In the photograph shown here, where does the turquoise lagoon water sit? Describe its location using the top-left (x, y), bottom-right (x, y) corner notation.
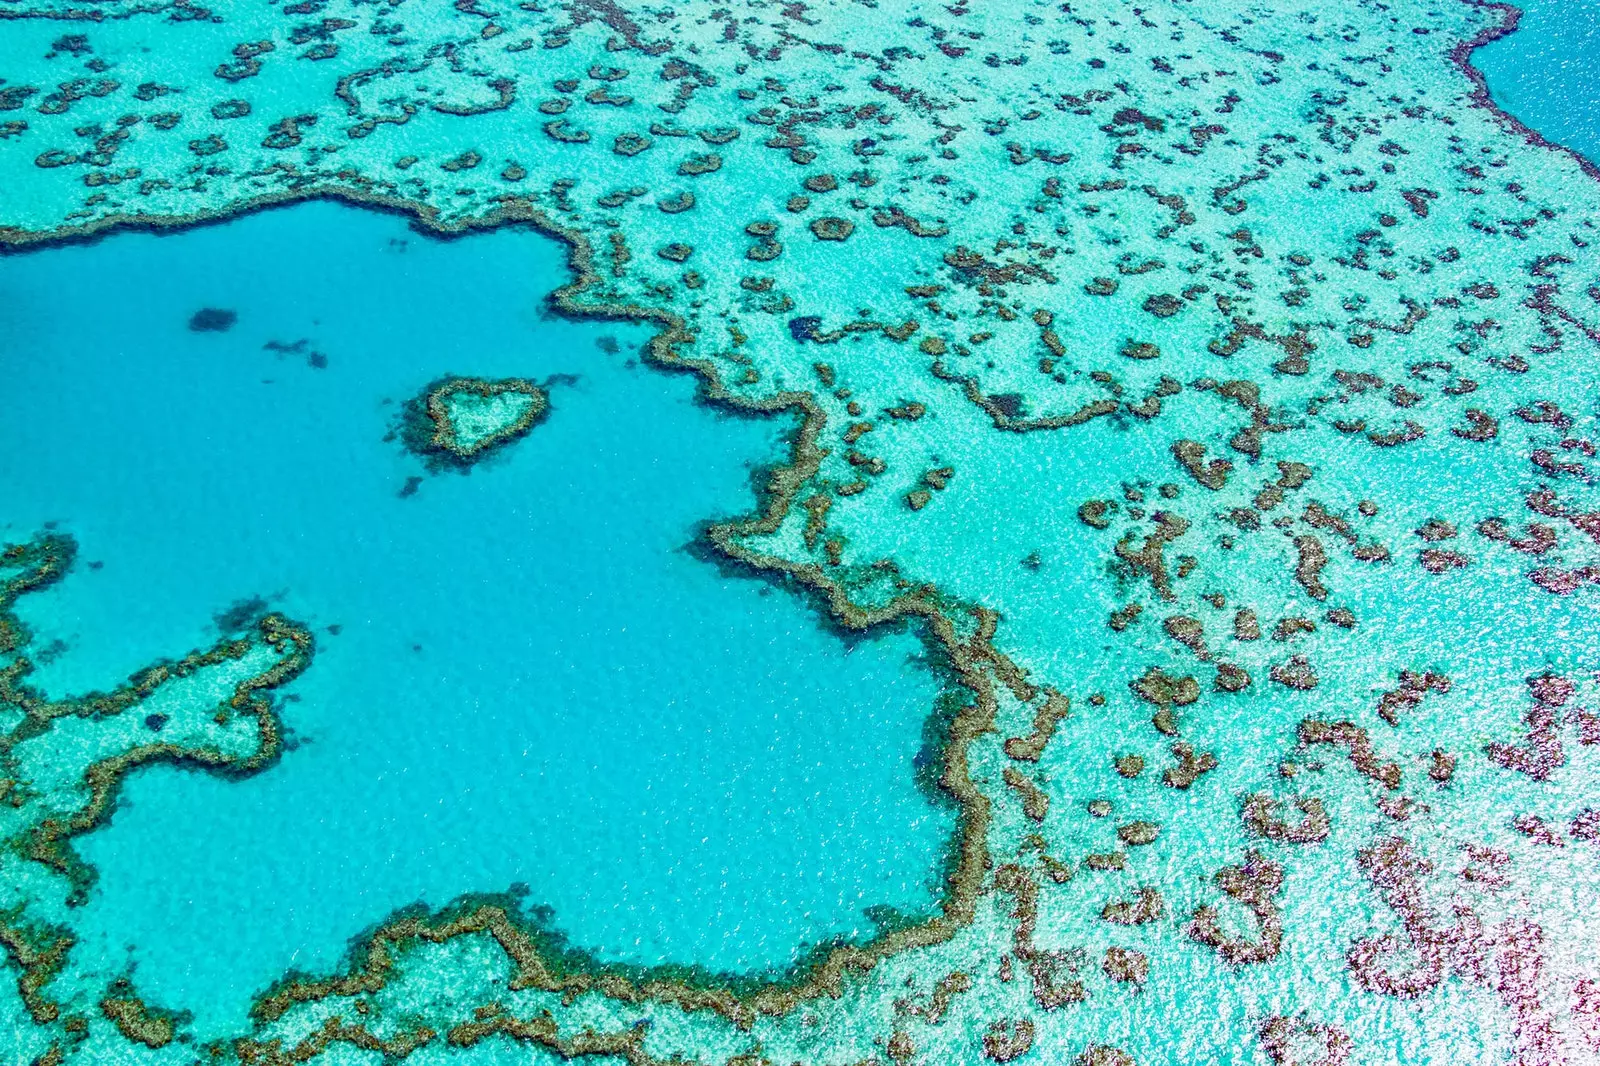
top-left (1474, 0), bottom-right (1600, 166)
top-left (0, 201), bottom-right (953, 1033)
top-left (5, 0), bottom-right (1600, 1061)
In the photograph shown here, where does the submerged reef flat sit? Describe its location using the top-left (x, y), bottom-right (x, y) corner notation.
top-left (4, 0), bottom-right (1600, 1062)
top-left (403, 375), bottom-right (549, 469)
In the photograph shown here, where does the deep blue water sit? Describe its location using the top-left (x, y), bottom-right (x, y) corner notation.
top-left (0, 202), bottom-right (952, 1034)
top-left (1473, 0), bottom-right (1600, 167)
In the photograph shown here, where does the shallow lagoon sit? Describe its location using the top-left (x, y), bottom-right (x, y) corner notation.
top-left (0, 200), bottom-right (953, 1034)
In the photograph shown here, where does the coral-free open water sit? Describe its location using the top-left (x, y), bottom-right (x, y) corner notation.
top-left (0, 201), bottom-right (953, 1035)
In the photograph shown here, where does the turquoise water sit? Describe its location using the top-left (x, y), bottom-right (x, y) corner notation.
top-left (5, 0), bottom-right (1600, 1062)
top-left (0, 201), bottom-right (953, 1034)
top-left (1474, 0), bottom-right (1600, 166)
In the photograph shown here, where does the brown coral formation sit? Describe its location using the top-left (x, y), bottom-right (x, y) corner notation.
top-left (995, 864), bottom-right (1085, 1012)
top-left (1242, 794), bottom-right (1330, 844)
top-left (1171, 439), bottom-right (1232, 490)
top-left (897, 970), bottom-right (973, 1026)
top-left (1187, 851), bottom-right (1284, 966)
top-left (1076, 1047), bottom-right (1137, 1066)
top-left (1102, 947), bottom-right (1148, 984)
top-left (1270, 655), bottom-right (1319, 691)
top-left (1003, 690), bottom-right (1070, 762)
top-left (99, 983), bottom-right (180, 1050)
top-left (1486, 675), bottom-right (1572, 781)
top-left (1162, 742), bottom-right (1218, 789)
top-left (1114, 512), bottom-right (1190, 602)
top-left (1376, 670), bottom-right (1452, 726)
top-left (1298, 719), bottom-right (1403, 791)
top-left (1100, 887), bottom-right (1165, 926)
top-left (983, 1019), bottom-right (1035, 1062)
top-left (403, 375), bottom-right (549, 468)
top-left (1258, 1015), bottom-right (1352, 1066)
top-left (1341, 831), bottom-right (1572, 1048)
top-left (0, 183), bottom-right (1060, 1045)
top-left (1004, 768), bottom-right (1050, 823)
top-left (1116, 820), bottom-right (1160, 847)
top-left (1131, 667), bottom-right (1199, 710)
